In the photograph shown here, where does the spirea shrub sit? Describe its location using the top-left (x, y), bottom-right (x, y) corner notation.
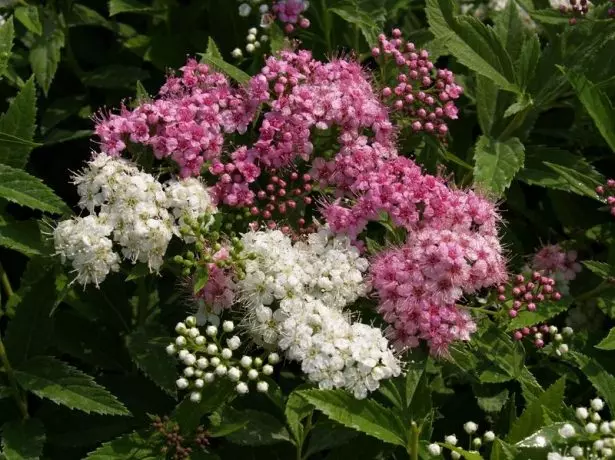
top-left (0, 0), bottom-right (615, 459)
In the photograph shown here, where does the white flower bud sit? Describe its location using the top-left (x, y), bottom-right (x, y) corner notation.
top-left (472, 438), bottom-right (482, 448)
top-left (196, 357), bottom-right (209, 369)
top-left (254, 357), bottom-right (263, 367)
top-left (484, 431), bottom-right (495, 442)
top-left (194, 369), bottom-right (203, 378)
top-left (585, 422), bottom-right (598, 434)
top-left (260, 35), bottom-right (269, 43)
top-left (248, 369), bottom-right (259, 380)
top-left (246, 43), bottom-right (255, 53)
top-left (592, 412), bottom-right (601, 422)
top-left (576, 407), bottom-right (589, 420)
top-left (254, 41), bottom-right (261, 49)
top-left (570, 446), bottom-right (583, 458)
top-left (178, 349), bottom-right (189, 360)
top-left (445, 435), bottom-right (458, 446)
top-left (262, 364), bottom-right (273, 375)
top-left (259, 4), bottom-right (269, 13)
top-left (222, 321), bottom-right (234, 332)
top-left (175, 336), bottom-right (187, 347)
top-left (554, 333), bottom-right (563, 342)
top-left (228, 367), bottom-right (242, 382)
top-left (256, 381), bottom-right (269, 393)
top-left (603, 448), bottom-right (613, 457)
top-left (231, 48), bottom-right (243, 59)
top-left (204, 372), bottom-right (214, 383)
top-left (185, 316), bottom-right (196, 327)
top-left (591, 398), bottom-right (605, 411)
top-left (549, 326), bottom-right (558, 335)
top-left (227, 336), bottom-right (241, 351)
top-left (215, 365), bottom-right (227, 376)
top-left (221, 348), bottom-right (233, 359)
top-left (268, 353), bottom-right (280, 365)
top-left (427, 443), bottom-right (441, 456)
top-left (594, 440), bottom-right (604, 450)
top-left (190, 391), bottom-right (201, 402)
top-left (558, 424), bottom-right (576, 438)
top-left (610, 421), bottom-right (615, 430)
top-left (210, 357), bottom-right (220, 367)
top-left (183, 354), bottom-right (196, 366)
top-left (601, 422), bottom-right (611, 434)
top-left (246, 34), bottom-right (256, 43)
top-left (184, 367), bottom-right (195, 377)
top-left (205, 325), bottom-right (217, 337)
top-left (194, 378), bottom-right (204, 389)
top-left (535, 436), bottom-right (547, 447)
top-left (195, 335), bottom-right (205, 345)
top-left (238, 3), bottom-right (251, 16)
top-left (188, 327), bottom-right (199, 338)
top-left (175, 322), bottom-right (187, 334)
top-left (206, 344), bottom-right (218, 355)
top-left (166, 344), bottom-right (177, 355)
top-left (535, 332), bottom-right (543, 340)
top-left (557, 344), bottom-right (569, 354)
top-left (451, 452), bottom-right (461, 460)
top-left (240, 356), bottom-right (253, 368)
top-left (176, 378), bottom-right (189, 389)
top-left (236, 382), bottom-right (249, 394)
top-left (562, 326), bottom-right (573, 336)
top-left (464, 422), bottom-right (478, 434)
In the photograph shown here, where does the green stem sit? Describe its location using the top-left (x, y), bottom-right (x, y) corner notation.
top-left (320, 0), bottom-right (332, 52)
top-left (299, 411), bottom-right (314, 460)
top-left (0, 336), bottom-right (28, 419)
top-left (498, 109), bottom-right (529, 141)
top-left (0, 261), bottom-right (14, 300)
top-left (407, 421), bottom-right (419, 460)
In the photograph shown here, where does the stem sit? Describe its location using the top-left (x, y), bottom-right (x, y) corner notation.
top-left (0, 337), bottom-right (28, 419)
top-left (0, 261), bottom-right (14, 299)
top-left (320, 0), bottom-right (332, 52)
top-left (407, 421), bottom-right (419, 460)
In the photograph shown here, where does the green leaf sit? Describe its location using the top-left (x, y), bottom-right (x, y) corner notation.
top-left (516, 32), bottom-right (540, 90)
top-left (204, 37), bottom-right (223, 60)
top-left (135, 80), bottom-right (149, 103)
top-left (490, 439), bottom-right (517, 460)
top-left (304, 421), bottom-right (359, 458)
top-left (0, 385), bottom-right (11, 399)
top-left (506, 301), bottom-right (570, 331)
top-left (222, 408), bottom-right (291, 446)
top-left (15, 6), bottom-right (42, 35)
top-left (596, 328), bottom-right (615, 351)
top-left (193, 265), bottom-right (209, 295)
top-left (0, 217), bottom-right (45, 256)
top-left (494, 0), bottom-right (526, 63)
top-left (85, 431), bottom-right (157, 459)
top-left (198, 54), bottom-right (250, 85)
top-left (475, 387), bottom-right (509, 413)
top-left (516, 422), bottom-right (581, 449)
top-left (529, 8), bottom-right (571, 25)
top-left (582, 261), bottom-right (612, 279)
top-left (473, 136), bottom-right (525, 197)
top-left (560, 66), bottom-right (615, 152)
top-left (440, 444), bottom-right (484, 460)
top-left (108, 0), bottom-right (155, 16)
top-left (475, 327), bottom-right (524, 380)
top-left (81, 65), bottom-right (150, 89)
top-left (268, 23), bottom-right (286, 54)
top-left (330, 5), bottom-right (380, 46)
top-left (0, 77), bottom-right (37, 169)
top-left (543, 162), bottom-right (602, 199)
top-left (0, 17), bottom-right (14, 77)
top-left (1, 419), bottom-right (45, 460)
top-left (568, 351), bottom-right (615, 413)
top-left (285, 389), bottom-right (313, 444)
top-left (298, 389), bottom-right (406, 446)
top-left (29, 15), bottom-right (65, 95)
top-left (426, 0), bottom-right (520, 93)
top-left (0, 163), bottom-right (69, 214)
top-left (172, 380), bottom-right (236, 432)
top-left (125, 325), bottom-right (178, 397)
top-left (68, 4), bottom-right (113, 29)
top-left (14, 356), bottom-right (130, 416)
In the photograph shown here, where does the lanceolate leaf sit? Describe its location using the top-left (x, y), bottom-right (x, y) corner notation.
top-left (199, 54), bottom-right (250, 85)
top-left (0, 77), bottom-right (37, 169)
top-left (567, 351), bottom-right (615, 413)
top-left (14, 356), bottom-right (130, 416)
top-left (29, 14), bottom-right (65, 95)
top-left (15, 5), bottom-right (42, 36)
top-left (582, 261), bottom-right (612, 279)
top-left (0, 217), bottom-right (45, 256)
top-left (596, 328), bottom-right (615, 351)
top-left (298, 389), bottom-right (407, 446)
top-left (330, 5), bottom-right (380, 46)
top-left (1, 418), bottom-right (46, 460)
top-left (222, 408), bottom-right (291, 446)
top-left (0, 163), bottom-right (69, 214)
top-left (85, 431), bottom-right (157, 459)
top-left (473, 136), bottom-right (525, 197)
top-left (0, 17), bottom-right (14, 77)
top-left (108, 0), bottom-right (156, 16)
top-left (560, 67), bottom-right (615, 152)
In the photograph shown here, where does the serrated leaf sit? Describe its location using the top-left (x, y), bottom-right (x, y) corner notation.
top-left (516, 32), bottom-right (540, 90)
top-left (135, 80), bottom-right (149, 103)
top-left (85, 431), bottom-right (157, 459)
top-left (1, 419), bottom-right (45, 460)
top-left (516, 422), bottom-right (581, 449)
top-left (0, 217), bottom-right (45, 256)
top-left (14, 356), bottom-right (130, 416)
top-left (0, 164), bottom-right (69, 214)
top-left (269, 23), bottom-right (286, 54)
top-left (172, 380), bottom-right (236, 433)
top-left (473, 136), bottom-right (525, 196)
top-left (582, 261), bottom-right (612, 279)
top-left (222, 408), bottom-right (290, 446)
top-left (506, 301), bottom-right (570, 331)
top-left (475, 327), bottom-right (524, 380)
top-left (285, 388), bottom-right (313, 443)
top-left (298, 389), bottom-right (406, 446)
top-left (596, 328), bottom-right (615, 351)
top-left (0, 77), bottom-right (37, 169)
top-left (490, 439), bottom-right (517, 460)
top-left (529, 8), bottom-right (571, 25)
top-left (204, 37), bottom-right (222, 60)
top-left (567, 351), bottom-right (615, 413)
top-left (305, 421), bottom-right (359, 458)
top-left (29, 15), bottom-right (65, 95)
top-left (330, 6), bottom-right (380, 46)
top-left (0, 17), bottom-right (14, 77)
top-left (68, 4), bottom-right (113, 29)
top-left (15, 6), bottom-right (42, 35)
top-left (560, 67), bottom-right (615, 152)
top-left (440, 443), bottom-right (484, 460)
top-left (125, 325), bottom-right (177, 397)
top-left (193, 265), bottom-right (209, 295)
top-left (108, 0), bottom-right (155, 16)
top-left (543, 162), bottom-right (602, 200)
top-left (198, 54), bottom-right (250, 84)
top-left (476, 387), bottom-right (509, 413)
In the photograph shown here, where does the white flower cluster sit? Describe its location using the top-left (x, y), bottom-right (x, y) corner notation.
top-left (167, 316), bottom-right (278, 400)
top-left (431, 425), bottom-right (495, 459)
top-left (54, 153), bottom-right (216, 286)
top-left (237, 227), bottom-right (400, 399)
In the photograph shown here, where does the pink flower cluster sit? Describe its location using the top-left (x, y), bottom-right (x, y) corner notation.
top-left (95, 59), bottom-right (261, 177)
top-left (272, 0), bottom-right (310, 31)
top-left (596, 179), bottom-right (615, 217)
top-left (532, 244), bottom-right (582, 282)
top-left (196, 263), bottom-right (236, 313)
top-left (372, 29), bottom-right (463, 136)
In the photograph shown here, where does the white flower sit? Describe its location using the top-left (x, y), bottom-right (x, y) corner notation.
top-left (215, 365), bottom-right (227, 376)
top-left (185, 316), bottom-right (196, 327)
top-left (259, 4), bottom-right (269, 13)
top-left (190, 392), bottom-right (201, 403)
top-left (602, 448), bottom-right (613, 457)
top-left (183, 367), bottom-right (195, 377)
top-left (262, 364), bottom-right (274, 375)
top-left (240, 356), bottom-right (253, 368)
top-left (231, 48), bottom-right (243, 59)
top-left (175, 322), bottom-right (187, 334)
top-left (176, 378), bottom-right (189, 389)
top-left (601, 422), bottom-right (612, 434)
top-left (206, 344), bottom-right (218, 355)
top-left (427, 443), bottom-right (441, 456)
top-left (268, 353), bottom-right (280, 364)
top-left (166, 344), bottom-right (176, 355)
top-left (223, 321), bottom-right (234, 332)
top-left (534, 436), bottom-right (547, 448)
top-left (484, 431), bottom-right (495, 442)
top-left (547, 453), bottom-right (563, 460)
top-left (594, 440), bottom-right (605, 451)
top-left (591, 398), bottom-right (605, 411)
top-left (445, 435), bottom-right (458, 445)
top-left (204, 373), bottom-right (215, 383)
top-left (210, 357), bottom-right (220, 367)
top-left (206, 325), bottom-right (218, 337)
top-left (576, 407), bottom-right (589, 420)
top-left (247, 34), bottom-right (256, 43)
top-left (248, 369), bottom-right (259, 380)
top-left (585, 423), bottom-right (598, 434)
top-left (227, 336), bottom-right (241, 351)
top-left (221, 348), bottom-right (233, 359)
top-left (472, 438), bottom-right (482, 448)
top-left (256, 381), bottom-right (269, 393)
top-left (562, 327), bottom-right (574, 336)
top-left (464, 422), bottom-right (478, 434)
top-left (176, 336), bottom-right (187, 347)
top-left (238, 3), bottom-right (251, 16)
top-left (178, 350), bottom-right (189, 360)
top-left (591, 412), bottom-right (601, 422)
top-left (451, 452), bottom-right (461, 460)
top-left (194, 379), bottom-right (204, 389)
top-left (557, 344), bottom-right (569, 355)
top-left (246, 43), bottom-right (255, 53)
top-left (188, 328), bottom-right (199, 338)
top-left (195, 336), bottom-right (205, 345)
top-left (570, 446), bottom-right (583, 458)
top-left (164, 177), bottom-right (215, 242)
top-left (228, 367), bottom-right (242, 382)
top-left (558, 424), bottom-right (576, 438)
top-left (236, 382), bottom-right (249, 394)
top-left (248, 27), bottom-right (257, 35)
top-left (196, 358), bottom-right (209, 369)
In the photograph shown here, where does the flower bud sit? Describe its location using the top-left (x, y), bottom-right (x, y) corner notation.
top-left (236, 382), bottom-right (249, 394)
top-left (256, 381), bottom-right (269, 393)
top-left (464, 422), bottom-right (478, 434)
top-left (427, 443), bottom-right (441, 456)
top-left (190, 391), bottom-right (201, 403)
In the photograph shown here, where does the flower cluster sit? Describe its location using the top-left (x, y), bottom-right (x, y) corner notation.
top-left (427, 422), bottom-right (496, 459)
top-left (237, 227), bottom-right (401, 398)
top-left (372, 29), bottom-right (463, 136)
top-left (167, 316), bottom-right (277, 400)
top-left (150, 416), bottom-right (210, 459)
top-left (596, 179), bottom-right (615, 217)
top-left (54, 153), bottom-right (215, 285)
top-left (503, 271), bottom-right (562, 320)
top-left (533, 245), bottom-right (582, 287)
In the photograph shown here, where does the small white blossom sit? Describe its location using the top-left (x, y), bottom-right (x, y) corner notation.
top-left (262, 364), bottom-right (274, 375)
top-left (176, 378), bottom-right (189, 389)
top-left (591, 398), bottom-right (605, 411)
top-left (238, 3), bottom-right (251, 16)
top-left (570, 446), bottom-right (583, 458)
top-left (215, 365), bottom-right (227, 376)
top-left (223, 321), bottom-right (234, 332)
top-left (221, 348), bottom-right (233, 360)
top-left (535, 436), bottom-right (547, 448)
top-left (576, 407), bottom-right (589, 420)
top-left (236, 382), bottom-right (249, 394)
top-left (183, 367), bottom-right (195, 377)
top-left (204, 372), bottom-right (215, 383)
top-left (194, 379), bottom-right (204, 389)
top-left (206, 344), bottom-right (218, 355)
top-left (585, 423), bottom-right (598, 434)
top-left (592, 412), bottom-right (602, 422)
top-left (190, 392), bottom-right (201, 402)
top-left (248, 27), bottom-right (258, 35)
top-left (445, 435), bottom-right (458, 445)
top-left (268, 353), bottom-right (280, 365)
top-left (562, 327), bottom-right (574, 336)
top-left (451, 452), bottom-right (461, 460)
top-left (231, 48), bottom-right (243, 59)
top-left (594, 440), bottom-right (605, 450)
top-left (248, 369), bottom-right (259, 380)
top-left (183, 354), bottom-right (196, 366)
top-left (195, 336), bottom-right (205, 345)
top-left (206, 325), bottom-right (217, 337)
top-left (178, 349), bottom-right (189, 360)
top-left (227, 336), bottom-right (241, 351)
top-left (247, 34), bottom-right (256, 43)
top-left (196, 358), bottom-right (209, 369)
top-left (473, 438), bottom-right (482, 448)
top-left (176, 336), bottom-right (187, 347)
top-left (246, 43), bottom-right (255, 53)
top-left (558, 424), bottom-right (576, 438)
top-left (185, 316), bottom-right (196, 327)
top-left (601, 422), bottom-right (612, 434)
top-left (256, 381), bottom-right (269, 393)
top-left (484, 431), bottom-right (495, 442)
top-left (166, 344), bottom-right (176, 355)
top-left (210, 357), bottom-right (220, 367)
top-left (175, 322), bottom-right (187, 334)
top-left (427, 443), bottom-right (441, 456)
top-left (240, 356), bottom-right (253, 368)
top-left (228, 367), bottom-right (242, 382)
top-left (464, 422), bottom-right (478, 434)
